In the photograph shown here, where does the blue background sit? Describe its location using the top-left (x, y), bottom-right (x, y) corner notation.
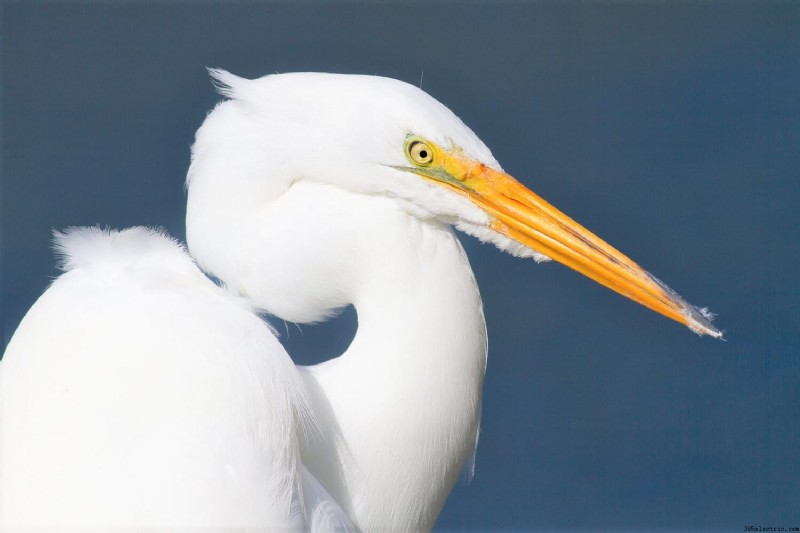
top-left (3, 3), bottom-right (798, 530)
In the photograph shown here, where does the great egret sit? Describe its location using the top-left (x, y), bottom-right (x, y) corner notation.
top-left (1, 70), bottom-right (721, 531)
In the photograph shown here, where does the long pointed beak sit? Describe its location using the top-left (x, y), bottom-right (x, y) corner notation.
top-left (418, 146), bottom-right (722, 338)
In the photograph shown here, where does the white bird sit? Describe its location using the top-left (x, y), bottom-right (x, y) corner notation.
top-left (0, 70), bottom-right (721, 531)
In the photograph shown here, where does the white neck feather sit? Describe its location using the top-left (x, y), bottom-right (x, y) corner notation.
top-left (299, 202), bottom-right (487, 532)
top-left (188, 179), bottom-right (487, 531)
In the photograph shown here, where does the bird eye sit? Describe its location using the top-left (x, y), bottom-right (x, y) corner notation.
top-left (406, 138), bottom-right (435, 166)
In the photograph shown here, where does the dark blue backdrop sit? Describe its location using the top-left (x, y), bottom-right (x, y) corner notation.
top-left (3, 3), bottom-right (798, 530)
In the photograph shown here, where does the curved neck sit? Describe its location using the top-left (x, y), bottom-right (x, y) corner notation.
top-left (297, 197), bottom-right (487, 531)
top-left (190, 181), bottom-right (487, 531)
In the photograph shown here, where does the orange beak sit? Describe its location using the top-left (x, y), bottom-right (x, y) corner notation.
top-left (409, 141), bottom-right (721, 338)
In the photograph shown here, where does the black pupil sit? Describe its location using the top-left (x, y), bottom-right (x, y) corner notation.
top-left (418, 149), bottom-right (428, 159)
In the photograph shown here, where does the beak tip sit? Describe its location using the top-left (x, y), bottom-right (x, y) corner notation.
top-left (683, 306), bottom-right (724, 339)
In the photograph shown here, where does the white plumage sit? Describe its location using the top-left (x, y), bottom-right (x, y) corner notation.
top-left (1, 71), bottom-right (720, 531)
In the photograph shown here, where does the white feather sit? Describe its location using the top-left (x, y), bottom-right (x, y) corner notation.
top-left (3, 72), bottom-right (498, 531)
top-left (2, 228), bottom-right (316, 529)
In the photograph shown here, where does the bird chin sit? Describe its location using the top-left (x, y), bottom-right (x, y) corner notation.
top-left (455, 221), bottom-right (552, 263)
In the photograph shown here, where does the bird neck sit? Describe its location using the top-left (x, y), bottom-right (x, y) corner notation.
top-left (296, 192), bottom-right (488, 531)
top-left (189, 180), bottom-right (487, 530)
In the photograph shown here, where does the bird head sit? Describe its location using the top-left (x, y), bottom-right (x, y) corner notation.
top-left (187, 69), bottom-right (720, 337)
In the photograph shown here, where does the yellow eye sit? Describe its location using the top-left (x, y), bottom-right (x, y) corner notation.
top-left (406, 138), bottom-right (434, 166)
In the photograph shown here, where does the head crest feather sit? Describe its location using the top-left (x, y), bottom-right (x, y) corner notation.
top-left (207, 68), bottom-right (247, 100)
